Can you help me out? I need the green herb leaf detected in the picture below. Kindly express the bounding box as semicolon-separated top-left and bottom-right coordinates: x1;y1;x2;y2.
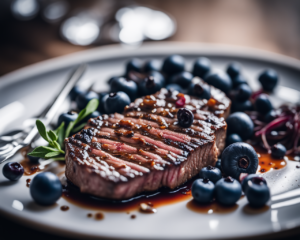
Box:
54;122;65;148
28;146;58;158
36;120;50;142
64;98;99;138
32;99;99;161
45;151;62;158
50;141;62;151
51;157;65;161
64;121;75;139
48;130;58;142
71;122;87;133
79;98;99;121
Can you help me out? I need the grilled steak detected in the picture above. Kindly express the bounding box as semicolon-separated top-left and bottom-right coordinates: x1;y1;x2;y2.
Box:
65;86;230;200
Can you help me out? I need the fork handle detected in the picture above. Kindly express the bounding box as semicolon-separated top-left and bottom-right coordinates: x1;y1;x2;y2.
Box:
44;64;87;126
22;64;87;145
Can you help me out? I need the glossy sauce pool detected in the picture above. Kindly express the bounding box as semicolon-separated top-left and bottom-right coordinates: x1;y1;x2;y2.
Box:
255;146;287;173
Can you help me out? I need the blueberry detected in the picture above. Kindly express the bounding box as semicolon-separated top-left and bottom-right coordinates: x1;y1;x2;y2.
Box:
89;111;101;119
169;71;193;88
27;154;40;164
241;174;267;193
226;112;254;140
188;83;211;100
191;178;215;204
57;111;78;128
76;91;99;110
221;142;259;179
110;77;138;101
215;159;222;171
199;165;222;183
139;71;165;96
82;110;101;123
254;94;273;115
245;176;270;208
177;108;194;128
192;57;211;78
258;69;278;92
231;100;253;113
264;110;278;123
232;74;248;89
125;58;142;76
271;143;286;159
98;92;108;113
143;60;160;72
226;62;241;79
235;84;252;101
226;133;242;146
70;85;85;101
30;172;62;206
166;83;182;92
215;177;242;206
107;76;119;85
204;71;232;94
103;92;131;114
2;162;24;181
162;55;185;76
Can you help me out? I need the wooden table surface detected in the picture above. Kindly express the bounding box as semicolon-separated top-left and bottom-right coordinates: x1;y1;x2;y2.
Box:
1;0;300;239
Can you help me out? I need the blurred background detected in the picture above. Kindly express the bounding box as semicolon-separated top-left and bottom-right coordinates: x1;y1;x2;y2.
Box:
1;0;300;76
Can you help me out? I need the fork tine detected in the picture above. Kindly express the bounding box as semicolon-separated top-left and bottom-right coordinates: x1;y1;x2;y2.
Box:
0;143;14;155
0;144;23;164
0;143;10;151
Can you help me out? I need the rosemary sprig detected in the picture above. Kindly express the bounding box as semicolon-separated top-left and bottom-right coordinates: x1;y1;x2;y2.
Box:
28;98;99;160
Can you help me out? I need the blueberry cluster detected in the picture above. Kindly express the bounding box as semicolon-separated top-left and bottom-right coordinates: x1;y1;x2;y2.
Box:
68;57;279;135
105;56;216;110
224;63;280;148
227;62;278;114
226;62;253;113
84;55;235;118
192;142;270;207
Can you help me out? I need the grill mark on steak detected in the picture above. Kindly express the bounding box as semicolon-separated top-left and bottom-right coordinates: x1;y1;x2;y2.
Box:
66;142;132;181
88;116;214;148
68;140;152;181
67;138;150;174
73;131;165;170
98;127;188;157
65;87;230;199
91;137;169;166
83;128;182;164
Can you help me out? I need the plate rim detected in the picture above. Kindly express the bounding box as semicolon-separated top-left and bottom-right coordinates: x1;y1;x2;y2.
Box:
2;42;300;89
1;42;300;240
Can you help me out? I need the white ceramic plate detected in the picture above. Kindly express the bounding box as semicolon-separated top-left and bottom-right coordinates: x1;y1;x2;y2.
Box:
1;42;300;240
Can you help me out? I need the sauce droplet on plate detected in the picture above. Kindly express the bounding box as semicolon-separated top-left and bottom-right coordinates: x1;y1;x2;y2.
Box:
26;179;31;188
60;205;69;211
95;212;104;220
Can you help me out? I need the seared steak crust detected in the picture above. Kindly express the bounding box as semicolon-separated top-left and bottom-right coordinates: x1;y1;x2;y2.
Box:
65;87;230;199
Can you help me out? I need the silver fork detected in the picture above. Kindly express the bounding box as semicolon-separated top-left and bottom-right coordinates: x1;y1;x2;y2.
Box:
0;130;26;143
0;63;87;164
